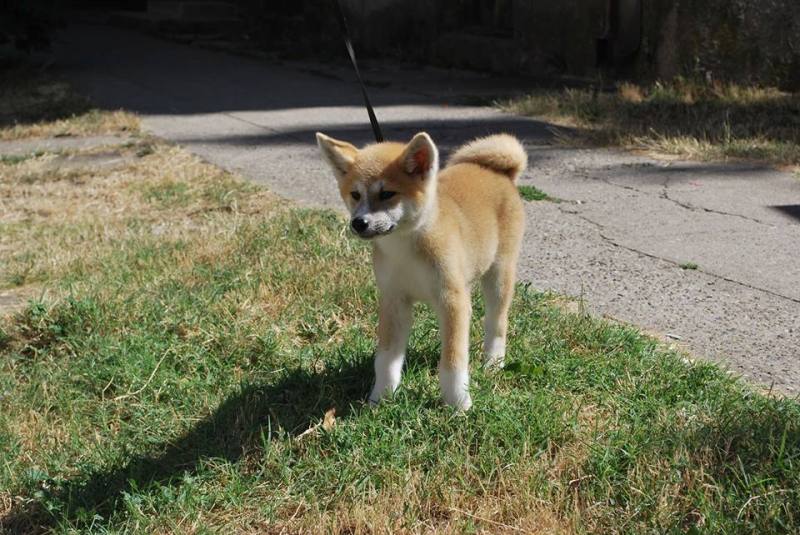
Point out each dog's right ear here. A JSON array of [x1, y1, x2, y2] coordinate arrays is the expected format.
[[316, 132, 357, 180]]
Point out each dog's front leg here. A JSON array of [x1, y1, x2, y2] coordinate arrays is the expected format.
[[369, 294, 413, 404], [437, 286, 472, 411]]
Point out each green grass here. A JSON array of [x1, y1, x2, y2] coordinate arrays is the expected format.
[[0, 67, 139, 140], [141, 181, 192, 207], [518, 184, 555, 202], [2, 138, 800, 533], [680, 262, 699, 270], [0, 151, 44, 165], [500, 79, 800, 168]]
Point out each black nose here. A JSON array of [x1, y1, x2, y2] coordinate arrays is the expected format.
[[351, 217, 368, 233]]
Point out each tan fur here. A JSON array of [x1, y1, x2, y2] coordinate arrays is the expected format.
[[316, 131, 526, 410], [447, 133, 528, 182]]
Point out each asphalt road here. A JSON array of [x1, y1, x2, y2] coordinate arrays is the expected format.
[[51, 23, 800, 394]]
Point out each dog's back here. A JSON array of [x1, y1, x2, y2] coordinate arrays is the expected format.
[[423, 135, 527, 282]]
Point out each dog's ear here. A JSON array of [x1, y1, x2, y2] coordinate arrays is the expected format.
[[400, 132, 439, 179], [316, 132, 358, 179]]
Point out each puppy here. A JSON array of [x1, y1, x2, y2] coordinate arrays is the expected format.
[[316, 131, 526, 410]]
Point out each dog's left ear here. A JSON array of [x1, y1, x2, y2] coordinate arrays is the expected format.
[[401, 132, 439, 179]]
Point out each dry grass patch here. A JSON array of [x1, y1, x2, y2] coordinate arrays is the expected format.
[[0, 69, 139, 140], [0, 109, 140, 141], [500, 79, 800, 168], [0, 142, 277, 288]]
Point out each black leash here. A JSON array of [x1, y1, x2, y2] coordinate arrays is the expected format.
[[334, 0, 384, 142]]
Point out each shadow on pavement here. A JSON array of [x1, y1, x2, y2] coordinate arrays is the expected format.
[[770, 204, 800, 223], [168, 116, 562, 150]]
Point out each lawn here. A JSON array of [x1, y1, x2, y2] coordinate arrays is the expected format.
[[499, 79, 800, 169], [0, 69, 138, 141], [1, 74, 800, 534]]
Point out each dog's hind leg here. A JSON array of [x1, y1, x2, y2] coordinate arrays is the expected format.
[[481, 258, 516, 370], [437, 285, 473, 410], [369, 294, 413, 404]]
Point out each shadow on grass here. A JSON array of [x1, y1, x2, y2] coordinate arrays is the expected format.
[[505, 86, 800, 165], [602, 95, 800, 143], [0, 353, 373, 533], [0, 67, 93, 128]]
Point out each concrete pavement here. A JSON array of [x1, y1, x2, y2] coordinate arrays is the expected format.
[[50, 24, 799, 393]]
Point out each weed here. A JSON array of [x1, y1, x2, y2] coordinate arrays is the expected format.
[[518, 184, 555, 202], [0, 152, 44, 165]]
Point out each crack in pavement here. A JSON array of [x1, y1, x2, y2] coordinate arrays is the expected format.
[[572, 167, 777, 228], [557, 205, 800, 304], [660, 176, 774, 227]]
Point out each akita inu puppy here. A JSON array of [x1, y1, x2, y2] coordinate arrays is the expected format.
[[316, 131, 526, 410]]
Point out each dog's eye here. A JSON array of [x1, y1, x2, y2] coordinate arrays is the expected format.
[[350, 191, 361, 201], [379, 190, 396, 201]]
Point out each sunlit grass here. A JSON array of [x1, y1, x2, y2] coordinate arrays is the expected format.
[[1, 73, 799, 533], [1, 138, 799, 533], [500, 79, 800, 167]]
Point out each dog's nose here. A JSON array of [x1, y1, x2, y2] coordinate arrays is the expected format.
[[351, 217, 368, 233]]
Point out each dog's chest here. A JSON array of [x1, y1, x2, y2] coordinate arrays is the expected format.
[[372, 238, 436, 303]]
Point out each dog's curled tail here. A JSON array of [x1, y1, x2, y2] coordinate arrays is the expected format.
[[447, 134, 527, 182]]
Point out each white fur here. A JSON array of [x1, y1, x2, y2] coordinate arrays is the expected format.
[[482, 336, 506, 369], [438, 365, 472, 411], [369, 348, 405, 404], [368, 295, 413, 404], [373, 234, 436, 303], [481, 272, 508, 369]]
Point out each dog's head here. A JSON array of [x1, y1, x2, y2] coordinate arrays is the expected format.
[[316, 132, 439, 239]]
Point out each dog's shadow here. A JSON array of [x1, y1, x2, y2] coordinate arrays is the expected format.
[[1, 353, 374, 533]]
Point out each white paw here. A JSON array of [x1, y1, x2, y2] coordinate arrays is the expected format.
[[483, 354, 505, 370], [369, 385, 394, 405], [368, 379, 398, 405], [369, 351, 404, 404], [439, 365, 472, 411], [482, 336, 506, 370]]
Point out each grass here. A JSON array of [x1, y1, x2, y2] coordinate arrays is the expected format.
[[500, 78, 800, 168], [0, 68, 139, 140], [680, 262, 699, 271], [2, 77, 800, 534], [0, 151, 44, 165], [518, 185, 555, 202]]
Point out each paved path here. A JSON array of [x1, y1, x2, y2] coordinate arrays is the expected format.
[[0, 135, 133, 157], [47, 24, 799, 393]]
